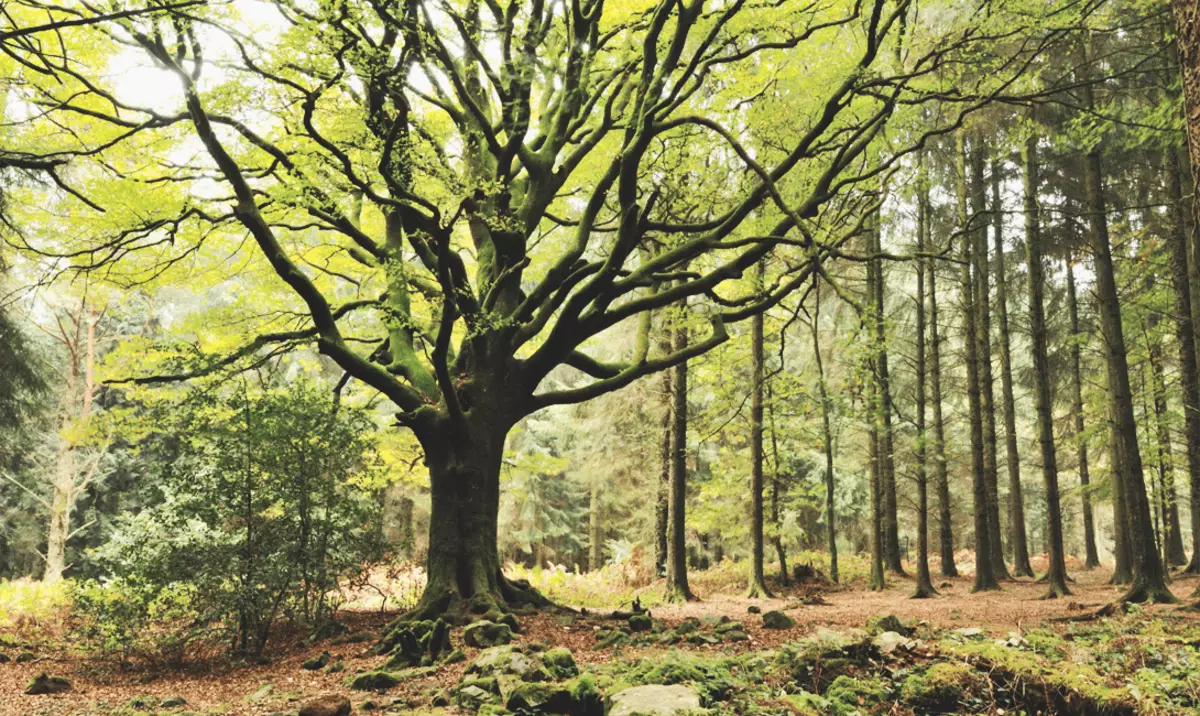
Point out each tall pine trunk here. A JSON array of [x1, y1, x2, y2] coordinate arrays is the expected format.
[[747, 261, 771, 598], [656, 364, 670, 577], [928, 190, 958, 578], [1021, 136, 1070, 598], [1080, 61, 1175, 601], [665, 324, 696, 602], [993, 157, 1034, 578], [871, 216, 905, 575], [867, 352, 886, 591], [811, 277, 839, 583], [970, 143, 1009, 580], [959, 134, 999, 592], [913, 162, 936, 598], [589, 482, 604, 572], [1066, 259, 1102, 569]]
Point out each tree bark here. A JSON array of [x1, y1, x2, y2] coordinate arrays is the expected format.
[[1021, 136, 1070, 598], [589, 480, 603, 572], [958, 134, 999, 592], [992, 157, 1034, 578], [871, 213, 904, 575], [1165, 146, 1200, 575], [1079, 65, 1175, 601], [1146, 319, 1187, 566], [867, 351, 886, 592], [747, 260, 771, 598], [1066, 259, 1101, 569], [665, 324, 696, 602], [913, 162, 936, 598], [970, 142, 1009, 580], [811, 276, 839, 583], [656, 364, 671, 577], [928, 189, 958, 578], [768, 389, 790, 586]]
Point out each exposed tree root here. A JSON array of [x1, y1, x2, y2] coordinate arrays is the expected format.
[[400, 571, 564, 626]]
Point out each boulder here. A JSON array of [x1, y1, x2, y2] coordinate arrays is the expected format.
[[469, 645, 545, 680], [542, 648, 578, 679], [608, 684, 702, 716], [0, 653, 9, 663], [246, 683, 274, 702], [869, 614, 913, 636], [871, 631, 911, 654], [722, 629, 750, 642], [25, 673, 71, 695], [301, 650, 330, 670], [761, 610, 795, 629], [456, 677, 501, 709], [463, 620, 513, 648], [298, 694, 351, 716], [161, 696, 188, 708], [15, 651, 36, 663], [714, 621, 744, 634], [747, 605, 762, 614], [628, 613, 653, 632], [348, 671, 402, 691], [505, 682, 574, 713]]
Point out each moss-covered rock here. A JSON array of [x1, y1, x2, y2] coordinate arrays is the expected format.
[[608, 684, 701, 716], [594, 629, 629, 650], [347, 671, 402, 691], [25, 673, 71, 695], [457, 676, 502, 709], [570, 674, 604, 716], [505, 682, 574, 713], [868, 614, 913, 636], [301, 650, 330, 670], [628, 613, 653, 632], [761, 610, 795, 629], [464, 620, 513, 648], [825, 675, 888, 713], [542, 648, 578, 679]]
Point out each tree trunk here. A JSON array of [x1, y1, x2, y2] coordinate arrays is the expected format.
[[1164, 146, 1200, 575], [1147, 321, 1188, 566], [959, 134, 999, 592], [655, 365, 671, 578], [1021, 136, 1070, 598], [928, 189, 958, 578], [913, 162, 936, 598], [993, 157, 1033, 578], [1079, 68, 1175, 601], [589, 480, 603, 572], [811, 276, 839, 583], [970, 142, 1009, 580], [665, 324, 696, 602], [867, 352, 886, 591], [411, 420, 551, 621], [871, 214, 904, 576], [747, 261, 771, 598], [1066, 259, 1102, 569]]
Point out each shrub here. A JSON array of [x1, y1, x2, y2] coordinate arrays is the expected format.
[[73, 383, 387, 660]]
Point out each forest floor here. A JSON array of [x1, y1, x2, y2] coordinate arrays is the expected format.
[[6, 556, 1200, 715]]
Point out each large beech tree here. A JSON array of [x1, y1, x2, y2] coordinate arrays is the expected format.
[[3, 0, 1090, 619]]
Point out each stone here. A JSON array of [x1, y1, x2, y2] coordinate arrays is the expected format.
[[687, 633, 721, 646], [628, 613, 653, 632], [542, 647, 578, 679], [15, 651, 36, 663], [247, 683, 275, 702], [0, 653, 9, 663], [469, 645, 543, 680], [128, 696, 160, 708], [871, 631, 911, 654], [722, 629, 750, 642], [608, 684, 702, 716], [161, 696, 187, 708], [24, 673, 71, 695], [463, 620, 513, 648], [673, 618, 700, 635], [457, 677, 501, 709], [301, 650, 330, 670], [761, 610, 795, 629], [953, 627, 984, 639], [325, 660, 345, 674], [869, 614, 913, 636], [348, 671, 402, 691], [714, 621, 744, 634], [747, 605, 762, 614], [297, 694, 351, 716], [505, 682, 574, 713], [594, 629, 629, 649], [431, 690, 451, 707]]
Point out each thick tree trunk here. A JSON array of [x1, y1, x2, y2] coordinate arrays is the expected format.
[[411, 421, 550, 622], [959, 135, 999, 592], [1021, 137, 1070, 599], [970, 143, 1009, 581], [747, 261, 770, 598], [1164, 147, 1200, 575], [811, 277, 839, 583], [928, 197, 958, 578], [1079, 91, 1175, 601], [992, 157, 1034, 578], [665, 325, 696, 602], [871, 218, 904, 576], [1171, 0, 1200, 575], [1066, 260, 1101, 569], [913, 166, 936, 599]]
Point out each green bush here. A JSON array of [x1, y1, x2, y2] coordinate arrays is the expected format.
[[72, 383, 387, 660]]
